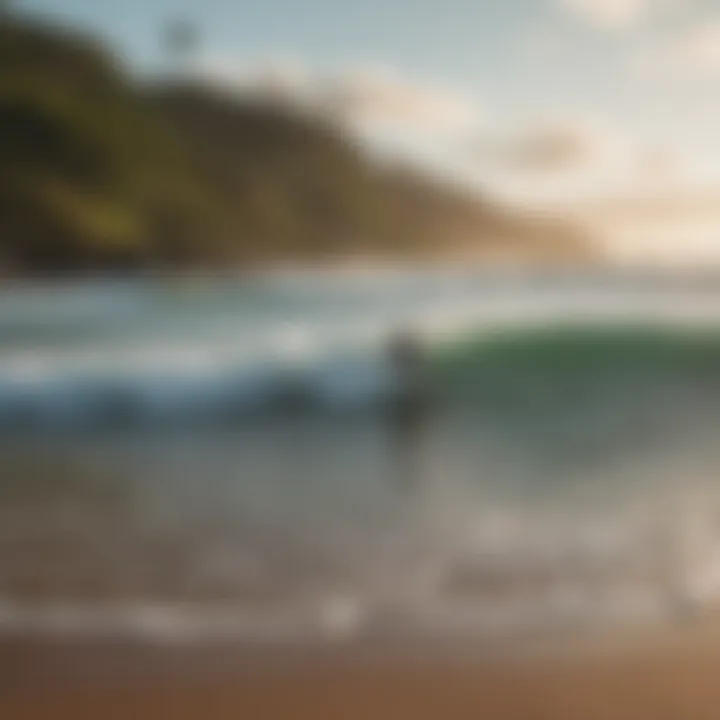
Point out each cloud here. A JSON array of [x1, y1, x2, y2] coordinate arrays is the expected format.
[[464, 116, 688, 205], [323, 67, 481, 136], [634, 146, 685, 183], [554, 0, 659, 29], [195, 55, 313, 95], [663, 20, 720, 73], [631, 16, 720, 78], [191, 56, 688, 205], [505, 125, 608, 173], [193, 58, 482, 139], [483, 120, 624, 176]]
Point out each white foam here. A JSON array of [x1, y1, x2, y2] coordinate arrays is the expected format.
[[2, 271, 720, 426]]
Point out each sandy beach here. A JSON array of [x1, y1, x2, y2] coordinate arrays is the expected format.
[[5, 622, 720, 720]]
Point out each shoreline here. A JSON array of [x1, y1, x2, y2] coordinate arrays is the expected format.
[[6, 614, 720, 718], [5, 259, 720, 284], [3, 605, 720, 683]]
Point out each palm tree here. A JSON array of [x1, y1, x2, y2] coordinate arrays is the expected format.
[[163, 18, 199, 77]]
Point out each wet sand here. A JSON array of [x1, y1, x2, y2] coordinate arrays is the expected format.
[[5, 624, 720, 719]]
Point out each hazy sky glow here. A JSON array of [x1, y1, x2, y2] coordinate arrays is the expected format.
[[17, 0, 720, 259]]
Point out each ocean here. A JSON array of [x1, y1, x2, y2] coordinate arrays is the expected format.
[[1, 268, 720, 646]]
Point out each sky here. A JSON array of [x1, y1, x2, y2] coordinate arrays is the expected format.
[[16, 0, 720, 260]]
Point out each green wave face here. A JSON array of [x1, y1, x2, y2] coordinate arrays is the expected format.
[[434, 324, 720, 403], [429, 325, 720, 481]]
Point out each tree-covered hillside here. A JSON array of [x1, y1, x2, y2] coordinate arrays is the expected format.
[[0, 14, 596, 275]]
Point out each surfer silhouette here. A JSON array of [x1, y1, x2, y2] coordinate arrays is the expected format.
[[386, 329, 430, 489]]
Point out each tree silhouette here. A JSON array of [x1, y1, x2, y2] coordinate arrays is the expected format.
[[163, 18, 198, 75]]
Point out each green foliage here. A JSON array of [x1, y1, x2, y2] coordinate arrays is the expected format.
[[0, 15, 595, 274], [0, 16, 210, 272]]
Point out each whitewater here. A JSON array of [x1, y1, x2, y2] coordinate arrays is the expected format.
[[1, 268, 720, 645]]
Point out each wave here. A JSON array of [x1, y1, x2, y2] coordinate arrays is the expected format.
[[0, 322, 718, 430], [5, 276, 720, 646], [434, 325, 720, 412], [0, 353, 398, 430], [0, 526, 717, 645], [2, 272, 720, 430]]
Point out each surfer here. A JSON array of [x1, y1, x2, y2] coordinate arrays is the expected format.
[[386, 328, 430, 490]]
